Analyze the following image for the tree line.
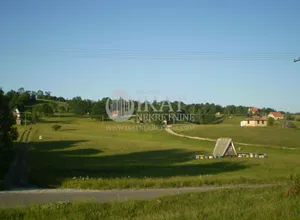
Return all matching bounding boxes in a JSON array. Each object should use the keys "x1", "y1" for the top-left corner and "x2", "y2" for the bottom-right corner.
[
  {"x1": 2, "y1": 87, "x2": 288, "y2": 125},
  {"x1": 66, "y1": 97, "x2": 280, "y2": 124},
  {"x1": 0, "y1": 89, "x2": 19, "y2": 181}
]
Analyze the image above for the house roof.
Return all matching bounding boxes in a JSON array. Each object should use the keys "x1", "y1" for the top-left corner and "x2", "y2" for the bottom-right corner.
[
  {"x1": 269, "y1": 112, "x2": 284, "y2": 117},
  {"x1": 244, "y1": 116, "x2": 267, "y2": 121},
  {"x1": 248, "y1": 107, "x2": 259, "y2": 112}
]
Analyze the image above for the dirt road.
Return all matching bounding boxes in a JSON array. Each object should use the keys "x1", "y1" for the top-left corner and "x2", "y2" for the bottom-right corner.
[
  {"x1": 0, "y1": 184, "x2": 276, "y2": 208},
  {"x1": 3, "y1": 128, "x2": 32, "y2": 189}
]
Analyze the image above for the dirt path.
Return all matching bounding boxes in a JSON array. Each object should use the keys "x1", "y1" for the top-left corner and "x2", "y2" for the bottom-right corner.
[
  {"x1": 165, "y1": 127, "x2": 296, "y2": 150},
  {"x1": 0, "y1": 184, "x2": 277, "y2": 208},
  {"x1": 3, "y1": 127, "x2": 32, "y2": 189}
]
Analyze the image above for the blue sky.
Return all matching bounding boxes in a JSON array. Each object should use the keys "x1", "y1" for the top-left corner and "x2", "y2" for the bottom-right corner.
[{"x1": 1, "y1": 0, "x2": 300, "y2": 112}]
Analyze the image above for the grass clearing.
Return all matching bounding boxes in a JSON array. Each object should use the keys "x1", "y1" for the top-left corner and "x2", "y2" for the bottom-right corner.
[
  {"x1": 0, "y1": 186, "x2": 299, "y2": 219},
  {"x1": 173, "y1": 117, "x2": 300, "y2": 149},
  {"x1": 24, "y1": 117, "x2": 300, "y2": 190}
]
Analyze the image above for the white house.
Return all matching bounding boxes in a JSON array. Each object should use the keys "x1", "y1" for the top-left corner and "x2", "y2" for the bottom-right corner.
[
  {"x1": 240, "y1": 116, "x2": 267, "y2": 127},
  {"x1": 268, "y1": 112, "x2": 284, "y2": 120},
  {"x1": 13, "y1": 108, "x2": 22, "y2": 125}
]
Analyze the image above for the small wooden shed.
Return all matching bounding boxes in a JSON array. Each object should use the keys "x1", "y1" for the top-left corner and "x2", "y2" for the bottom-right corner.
[{"x1": 213, "y1": 138, "x2": 237, "y2": 157}]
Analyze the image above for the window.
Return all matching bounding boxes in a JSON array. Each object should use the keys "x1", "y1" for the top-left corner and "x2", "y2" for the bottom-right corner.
[
  {"x1": 247, "y1": 120, "x2": 250, "y2": 124},
  {"x1": 257, "y1": 120, "x2": 260, "y2": 124},
  {"x1": 262, "y1": 120, "x2": 264, "y2": 124}
]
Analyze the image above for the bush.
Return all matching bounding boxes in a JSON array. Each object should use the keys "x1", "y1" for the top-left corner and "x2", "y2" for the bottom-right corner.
[
  {"x1": 58, "y1": 106, "x2": 66, "y2": 113},
  {"x1": 285, "y1": 114, "x2": 295, "y2": 121},
  {"x1": 285, "y1": 173, "x2": 300, "y2": 196},
  {"x1": 212, "y1": 117, "x2": 224, "y2": 124},
  {"x1": 267, "y1": 117, "x2": 274, "y2": 126},
  {"x1": 31, "y1": 107, "x2": 38, "y2": 124},
  {"x1": 35, "y1": 103, "x2": 54, "y2": 117},
  {"x1": 52, "y1": 124, "x2": 62, "y2": 131},
  {"x1": 283, "y1": 121, "x2": 297, "y2": 129},
  {"x1": 8, "y1": 127, "x2": 19, "y2": 141}
]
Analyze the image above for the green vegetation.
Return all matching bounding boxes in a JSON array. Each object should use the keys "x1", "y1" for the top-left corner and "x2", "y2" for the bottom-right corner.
[
  {"x1": 285, "y1": 173, "x2": 300, "y2": 196},
  {"x1": 0, "y1": 89, "x2": 15, "y2": 189},
  {"x1": 1, "y1": 186, "x2": 300, "y2": 219},
  {"x1": 268, "y1": 117, "x2": 275, "y2": 126},
  {"x1": 285, "y1": 113, "x2": 296, "y2": 121},
  {"x1": 8, "y1": 127, "x2": 19, "y2": 141},
  {"x1": 4, "y1": 87, "x2": 298, "y2": 127},
  {"x1": 173, "y1": 116, "x2": 300, "y2": 149},
  {"x1": 24, "y1": 116, "x2": 300, "y2": 190},
  {"x1": 51, "y1": 124, "x2": 62, "y2": 131},
  {"x1": 2, "y1": 87, "x2": 300, "y2": 217},
  {"x1": 0, "y1": 125, "x2": 26, "y2": 190},
  {"x1": 33, "y1": 103, "x2": 54, "y2": 117}
]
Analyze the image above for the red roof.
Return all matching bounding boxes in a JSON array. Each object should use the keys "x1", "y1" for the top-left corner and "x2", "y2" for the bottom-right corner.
[
  {"x1": 249, "y1": 107, "x2": 259, "y2": 112},
  {"x1": 269, "y1": 112, "x2": 284, "y2": 117},
  {"x1": 246, "y1": 116, "x2": 267, "y2": 121}
]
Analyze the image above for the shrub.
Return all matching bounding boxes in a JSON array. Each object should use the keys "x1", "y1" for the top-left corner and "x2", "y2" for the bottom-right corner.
[
  {"x1": 283, "y1": 121, "x2": 297, "y2": 129},
  {"x1": 285, "y1": 173, "x2": 300, "y2": 196},
  {"x1": 285, "y1": 114, "x2": 295, "y2": 121},
  {"x1": 31, "y1": 107, "x2": 38, "y2": 124},
  {"x1": 52, "y1": 124, "x2": 62, "y2": 131},
  {"x1": 57, "y1": 105, "x2": 66, "y2": 113},
  {"x1": 35, "y1": 103, "x2": 54, "y2": 117},
  {"x1": 212, "y1": 118, "x2": 224, "y2": 124},
  {"x1": 267, "y1": 117, "x2": 274, "y2": 126},
  {"x1": 9, "y1": 127, "x2": 19, "y2": 141}
]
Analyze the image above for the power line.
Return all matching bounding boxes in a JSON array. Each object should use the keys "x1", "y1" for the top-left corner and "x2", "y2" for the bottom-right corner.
[{"x1": 1, "y1": 47, "x2": 298, "y2": 60}]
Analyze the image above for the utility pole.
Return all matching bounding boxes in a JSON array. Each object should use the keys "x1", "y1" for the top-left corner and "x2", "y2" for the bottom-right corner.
[{"x1": 294, "y1": 57, "x2": 300, "y2": 63}]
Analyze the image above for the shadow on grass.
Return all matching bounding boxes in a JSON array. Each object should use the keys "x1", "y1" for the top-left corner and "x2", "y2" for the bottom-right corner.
[
  {"x1": 37, "y1": 118, "x2": 73, "y2": 124},
  {"x1": 30, "y1": 140, "x2": 89, "y2": 151},
  {"x1": 28, "y1": 140, "x2": 252, "y2": 188},
  {"x1": 60, "y1": 129, "x2": 77, "y2": 131}
]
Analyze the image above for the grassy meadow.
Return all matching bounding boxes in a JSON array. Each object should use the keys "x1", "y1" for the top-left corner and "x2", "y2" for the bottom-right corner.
[
  {"x1": 0, "y1": 186, "x2": 299, "y2": 219},
  {"x1": 173, "y1": 116, "x2": 300, "y2": 149},
  {"x1": 22, "y1": 116, "x2": 300, "y2": 190}
]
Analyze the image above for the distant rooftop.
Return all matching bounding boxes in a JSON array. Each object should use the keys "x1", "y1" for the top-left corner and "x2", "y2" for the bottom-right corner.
[
  {"x1": 244, "y1": 116, "x2": 267, "y2": 121},
  {"x1": 269, "y1": 112, "x2": 284, "y2": 117}
]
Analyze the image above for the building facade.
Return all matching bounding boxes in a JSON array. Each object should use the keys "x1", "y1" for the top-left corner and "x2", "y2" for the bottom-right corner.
[
  {"x1": 268, "y1": 112, "x2": 284, "y2": 120},
  {"x1": 240, "y1": 117, "x2": 267, "y2": 127}
]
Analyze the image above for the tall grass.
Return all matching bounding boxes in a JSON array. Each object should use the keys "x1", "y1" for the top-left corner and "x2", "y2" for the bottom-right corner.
[{"x1": 0, "y1": 187, "x2": 299, "y2": 219}]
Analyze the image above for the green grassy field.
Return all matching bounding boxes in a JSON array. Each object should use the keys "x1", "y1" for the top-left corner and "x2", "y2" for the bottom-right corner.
[
  {"x1": 0, "y1": 186, "x2": 299, "y2": 220},
  {"x1": 173, "y1": 116, "x2": 300, "y2": 149},
  {"x1": 24, "y1": 116, "x2": 300, "y2": 190}
]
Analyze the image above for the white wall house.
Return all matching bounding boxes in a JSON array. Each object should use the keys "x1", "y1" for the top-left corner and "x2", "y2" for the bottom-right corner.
[
  {"x1": 240, "y1": 117, "x2": 267, "y2": 127},
  {"x1": 268, "y1": 112, "x2": 284, "y2": 120},
  {"x1": 13, "y1": 108, "x2": 22, "y2": 125}
]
